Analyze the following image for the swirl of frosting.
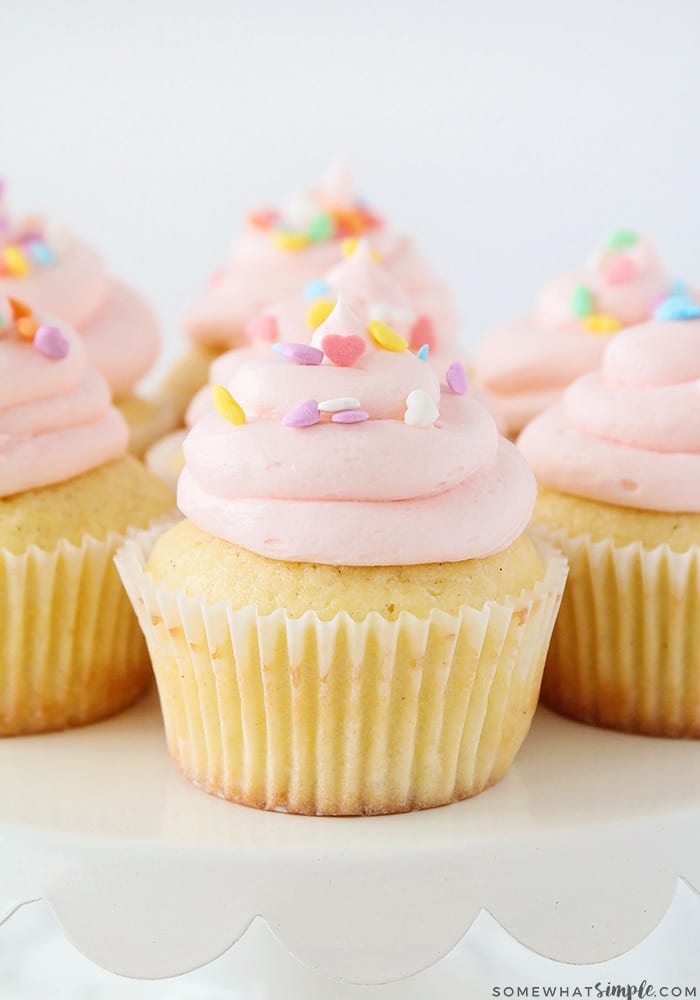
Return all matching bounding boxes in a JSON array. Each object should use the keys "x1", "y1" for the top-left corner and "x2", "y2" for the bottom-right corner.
[
  {"x1": 518, "y1": 316, "x2": 700, "y2": 512},
  {"x1": 178, "y1": 297, "x2": 534, "y2": 565},
  {"x1": 0, "y1": 299, "x2": 127, "y2": 497},
  {"x1": 475, "y1": 231, "x2": 673, "y2": 435},
  {"x1": 0, "y1": 183, "x2": 159, "y2": 398}
]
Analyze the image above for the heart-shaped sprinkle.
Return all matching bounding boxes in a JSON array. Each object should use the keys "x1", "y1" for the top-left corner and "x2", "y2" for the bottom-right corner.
[
  {"x1": 409, "y1": 315, "x2": 436, "y2": 352},
  {"x1": 273, "y1": 231, "x2": 310, "y2": 252},
  {"x1": 245, "y1": 313, "x2": 279, "y2": 343},
  {"x1": 607, "y1": 228, "x2": 638, "y2": 250},
  {"x1": 582, "y1": 313, "x2": 621, "y2": 335},
  {"x1": 416, "y1": 344, "x2": 429, "y2": 361},
  {"x1": 404, "y1": 389, "x2": 439, "y2": 428},
  {"x1": 302, "y1": 278, "x2": 331, "y2": 300},
  {"x1": 283, "y1": 399, "x2": 320, "y2": 428},
  {"x1": 27, "y1": 239, "x2": 55, "y2": 266},
  {"x1": 306, "y1": 298, "x2": 335, "y2": 330},
  {"x1": 307, "y1": 213, "x2": 335, "y2": 242},
  {"x1": 247, "y1": 208, "x2": 279, "y2": 230},
  {"x1": 604, "y1": 256, "x2": 637, "y2": 286},
  {"x1": 571, "y1": 284, "x2": 593, "y2": 318},
  {"x1": 212, "y1": 384, "x2": 246, "y2": 425},
  {"x1": 321, "y1": 333, "x2": 366, "y2": 367},
  {"x1": 368, "y1": 320, "x2": 407, "y2": 352},
  {"x1": 17, "y1": 317, "x2": 39, "y2": 339},
  {"x1": 654, "y1": 294, "x2": 700, "y2": 321},
  {"x1": 446, "y1": 361, "x2": 468, "y2": 395},
  {"x1": 34, "y1": 324, "x2": 69, "y2": 359},
  {"x1": 318, "y1": 396, "x2": 361, "y2": 413},
  {"x1": 2, "y1": 245, "x2": 29, "y2": 276},
  {"x1": 332, "y1": 409, "x2": 369, "y2": 424},
  {"x1": 8, "y1": 296, "x2": 31, "y2": 320},
  {"x1": 273, "y1": 342, "x2": 324, "y2": 365}
]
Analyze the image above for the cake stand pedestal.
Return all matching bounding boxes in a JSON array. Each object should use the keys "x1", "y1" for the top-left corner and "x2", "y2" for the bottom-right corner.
[{"x1": 1, "y1": 692, "x2": 699, "y2": 989}]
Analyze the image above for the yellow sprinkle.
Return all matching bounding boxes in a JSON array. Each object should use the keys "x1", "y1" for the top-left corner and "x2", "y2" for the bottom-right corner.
[
  {"x1": 3, "y1": 245, "x2": 29, "y2": 276},
  {"x1": 342, "y1": 238, "x2": 381, "y2": 261},
  {"x1": 582, "y1": 313, "x2": 622, "y2": 335},
  {"x1": 305, "y1": 298, "x2": 335, "y2": 329},
  {"x1": 212, "y1": 384, "x2": 246, "y2": 425},
  {"x1": 272, "y1": 231, "x2": 310, "y2": 251},
  {"x1": 368, "y1": 320, "x2": 408, "y2": 352}
]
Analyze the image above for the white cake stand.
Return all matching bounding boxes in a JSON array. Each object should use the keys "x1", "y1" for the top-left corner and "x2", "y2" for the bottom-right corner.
[{"x1": 1, "y1": 691, "x2": 699, "y2": 991}]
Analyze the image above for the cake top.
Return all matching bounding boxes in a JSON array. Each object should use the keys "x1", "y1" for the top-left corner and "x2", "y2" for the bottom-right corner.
[
  {"x1": 0, "y1": 296, "x2": 127, "y2": 497},
  {"x1": 178, "y1": 296, "x2": 535, "y2": 566}
]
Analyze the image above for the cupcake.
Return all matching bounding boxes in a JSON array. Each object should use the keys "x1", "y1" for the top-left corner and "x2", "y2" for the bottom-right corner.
[
  {"x1": 475, "y1": 229, "x2": 674, "y2": 438},
  {"x1": 157, "y1": 162, "x2": 459, "y2": 422},
  {"x1": 118, "y1": 297, "x2": 567, "y2": 815},
  {"x1": 0, "y1": 296, "x2": 173, "y2": 735},
  {"x1": 0, "y1": 181, "x2": 168, "y2": 455},
  {"x1": 519, "y1": 293, "x2": 700, "y2": 737}
]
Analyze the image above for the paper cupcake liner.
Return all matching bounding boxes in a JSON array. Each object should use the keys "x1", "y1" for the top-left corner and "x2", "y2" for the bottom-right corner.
[
  {"x1": 0, "y1": 531, "x2": 153, "y2": 736},
  {"x1": 116, "y1": 524, "x2": 568, "y2": 815},
  {"x1": 532, "y1": 526, "x2": 700, "y2": 738}
]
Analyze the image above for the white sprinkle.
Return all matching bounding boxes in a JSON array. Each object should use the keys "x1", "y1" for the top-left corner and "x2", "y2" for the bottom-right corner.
[
  {"x1": 404, "y1": 389, "x2": 439, "y2": 428},
  {"x1": 369, "y1": 302, "x2": 415, "y2": 326},
  {"x1": 318, "y1": 396, "x2": 361, "y2": 413}
]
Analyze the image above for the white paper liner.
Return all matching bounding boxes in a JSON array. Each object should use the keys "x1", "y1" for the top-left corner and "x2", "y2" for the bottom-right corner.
[{"x1": 116, "y1": 523, "x2": 568, "y2": 815}]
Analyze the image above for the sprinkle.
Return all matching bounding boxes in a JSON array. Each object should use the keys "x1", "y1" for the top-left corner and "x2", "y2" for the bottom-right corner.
[
  {"x1": 604, "y1": 256, "x2": 637, "y2": 286},
  {"x1": 446, "y1": 361, "x2": 468, "y2": 395},
  {"x1": 302, "y1": 278, "x2": 331, "y2": 300},
  {"x1": 273, "y1": 231, "x2": 310, "y2": 251},
  {"x1": 8, "y1": 296, "x2": 31, "y2": 320},
  {"x1": 273, "y1": 342, "x2": 324, "y2": 365},
  {"x1": 0, "y1": 298, "x2": 11, "y2": 330},
  {"x1": 17, "y1": 317, "x2": 39, "y2": 339},
  {"x1": 212, "y1": 385, "x2": 246, "y2": 425},
  {"x1": 368, "y1": 320, "x2": 407, "y2": 352},
  {"x1": 318, "y1": 396, "x2": 361, "y2": 413},
  {"x1": 417, "y1": 344, "x2": 429, "y2": 361},
  {"x1": 369, "y1": 303, "x2": 414, "y2": 326},
  {"x1": 582, "y1": 313, "x2": 621, "y2": 335},
  {"x1": 2, "y1": 245, "x2": 29, "y2": 276},
  {"x1": 670, "y1": 278, "x2": 687, "y2": 295},
  {"x1": 34, "y1": 324, "x2": 69, "y2": 359},
  {"x1": 332, "y1": 409, "x2": 369, "y2": 424},
  {"x1": 653, "y1": 294, "x2": 700, "y2": 321},
  {"x1": 571, "y1": 285, "x2": 593, "y2": 318},
  {"x1": 245, "y1": 313, "x2": 278, "y2": 343},
  {"x1": 306, "y1": 298, "x2": 335, "y2": 329},
  {"x1": 342, "y1": 237, "x2": 381, "y2": 261},
  {"x1": 404, "y1": 389, "x2": 439, "y2": 428},
  {"x1": 283, "y1": 399, "x2": 320, "y2": 428},
  {"x1": 607, "y1": 228, "x2": 638, "y2": 250},
  {"x1": 409, "y1": 315, "x2": 436, "y2": 352},
  {"x1": 321, "y1": 333, "x2": 366, "y2": 367},
  {"x1": 26, "y1": 239, "x2": 55, "y2": 266},
  {"x1": 247, "y1": 208, "x2": 279, "y2": 229},
  {"x1": 307, "y1": 212, "x2": 335, "y2": 242}
]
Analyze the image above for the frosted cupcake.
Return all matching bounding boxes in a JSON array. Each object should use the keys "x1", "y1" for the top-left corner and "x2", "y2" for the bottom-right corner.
[
  {"x1": 0, "y1": 297, "x2": 173, "y2": 735},
  {"x1": 0, "y1": 182, "x2": 167, "y2": 455},
  {"x1": 118, "y1": 298, "x2": 567, "y2": 815},
  {"x1": 519, "y1": 293, "x2": 700, "y2": 737},
  {"x1": 475, "y1": 230, "x2": 674, "y2": 437}
]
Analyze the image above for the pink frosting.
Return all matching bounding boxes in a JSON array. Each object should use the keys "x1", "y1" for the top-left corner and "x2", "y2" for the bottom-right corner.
[
  {"x1": 178, "y1": 298, "x2": 534, "y2": 565},
  {"x1": 0, "y1": 196, "x2": 159, "y2": 397},
  {"x1": 518, "y1": 319, "x2": 700, "y2": 512},
  {"x1": 0, "y1": 302, "x2": 127, "y2": 497},
  {"x1": 475, "y1": 233, "x2": 673, "y2": 436}
]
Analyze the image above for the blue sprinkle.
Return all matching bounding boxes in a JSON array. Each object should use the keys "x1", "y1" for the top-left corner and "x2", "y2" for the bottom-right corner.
[
  {"x1": 654, "y1": 294, "x2": 700, "y2": 321},
  {"x1": 670, "y1": 278, "x2": 687, "y2": 296},
  {"x1": 272, "y1": 343, "x2": 283, "y2": 355},
  {"x1": 302, "y1": 279, "x2": 330, "y2": 300},
  {"x1": 27, "y1": 240, "x2": 55, "y2": 266},
  {"x1": 417, "y1": 344, "x2": 430, "y2": 361}
]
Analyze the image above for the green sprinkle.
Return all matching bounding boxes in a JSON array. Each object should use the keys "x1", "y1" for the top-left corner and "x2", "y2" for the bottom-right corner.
[
  {"x1": 307, "y1": 212, "x2": 334, "y2": 242},
  {"x1": 607, "y1": 228, "x2": 638, "y2": 250},
  {"x1": 571, "y1": 284, "x2": 593, "y2": 318}
]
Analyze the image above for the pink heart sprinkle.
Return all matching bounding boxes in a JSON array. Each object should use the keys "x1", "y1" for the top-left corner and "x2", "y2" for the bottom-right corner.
[
  {"x1": 34, "y1": 324, "x2": 69, "y2": 360},
  {"x1": 321, "y1": 333, "x2": 366, "y2": 367},
  {"x1": 446, "y1": 361, "x2": 467, "y2": 395},
  {"x1": 274, "y1": 342, "x2": 324, "y2": 365},
  {"x1": 245, "y1": 313, "x2": 279, "y2": 343},
  {"x1": 331, "y1": 409, "x2": 369, "y2": 424},
  {"x1": 283, "y1": 399, "x2": 320, "y2": 428},
  {"x1": 604, "y1": 256, "x2": 637, "y2": 286},
  {"x1": 409, "y1": 315, "x2": 436, "y2": 352}
]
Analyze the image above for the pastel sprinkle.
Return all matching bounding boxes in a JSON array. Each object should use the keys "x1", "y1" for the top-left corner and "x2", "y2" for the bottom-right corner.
[
  {"x1": 283, "y1": 399, "x2": 320, "y2": 428},
  {"x1": 604, "y1": 256, "x2": 637, "y2": 286},
  {"x1": 321, "y1": 333, "x2": 366, "y2": 367},
  {"x1": 27, "y1": 239, "x2": 55, "y2": 266},
  {"x1": 247, "y1": 208, "x2": 279, "y2": 229},
  {"x1": 404, "y1": 389, "x2": 439, "y2": 428},
  {"x1": 571, "y1": 285, "x2": 593, "y2": 318},
  {"x1": 273, "y1": 231, "x2": 310, "y2": 251},
  {"x1": 306, "y1": 298, "x2": 335, "y2": 329},
  {"x1": 318, "y1": 396, "x2": 361, "y2": 413},
  {"x1": 653, "y1": 294, "x2": 700, "y2": 321},
  {"x1": 273, "y1": 342, "x2": 324, "y2": 365},
  {"x1": 607, "y1": 228, "x2": 638, "y2": 250},
  {"x1": 307, "y1": 212, "x2": 335, "y2": 242},
  {"x1": 17, "y1": 317, "x2": 39, "y2": 340},
  {"x1": 446, "y1": 361, "x2": 468, "y2": 395},
  {"x1": 332, "y1": 409, "x2": 369, "y2": 424},
  {"x1": 212, "y1": 384, "x2": 246, "y2": 425},
  {"x1": 34, "y1": 324, "x2": 69, "y2": 359},
  {"x1": 302, "y1": 278, "x2": 331, "y2": 300},
  {"x1": 2, "y1": 245, "x2": 29, "y2": 276},
  {"x1": 670, "y1": 279, "x2": 687, "y2": 295},
  {"x1": 409, "y1": 315, "x2": 436, "y2": 352},
  {"x1": 245, "y1": 313, "x2": 278, "y2": 343},
  {"x1": 342, "y1": 237, "x2": 381, "y2": 261},
  {"x1": 368, "y1": 320, "x2": 407, "y2": 352},
  {"x1": 582, "y1": 313, "x2": 621, "y2": 335},
  {"x1": 417, "y1": 344, "x2": 429, "y2": 361},
  {"x1": 8, "y1": 296, "x2": 32, "y2": 320}
]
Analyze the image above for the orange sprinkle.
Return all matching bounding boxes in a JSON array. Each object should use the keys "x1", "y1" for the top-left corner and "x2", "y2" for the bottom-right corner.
[
  {"x1": 17, "y1": 317, "x2": 39, "y2": 339},
  {"x1": 8, "y1": 296, "x2": 32, "y2": 320}
]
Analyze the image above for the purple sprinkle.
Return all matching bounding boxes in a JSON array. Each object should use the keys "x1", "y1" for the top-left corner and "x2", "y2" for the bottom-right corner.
[
  {"x1": 446, "y1": 361, "x2": 468, "y2": 395},
  {"x1": 34, "y1": 325, "x2": 70, "y2": 360},
  {"x1": 331, "y1": 409, "x2": 370, "y2": 424},
  {"x1": 283, "y1": 399, "x2": 320, "y2": 428},
  {"x1": 273, "y1": 342, "x2": 324, "y2": 365}
]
